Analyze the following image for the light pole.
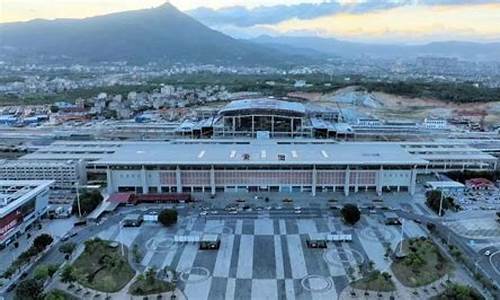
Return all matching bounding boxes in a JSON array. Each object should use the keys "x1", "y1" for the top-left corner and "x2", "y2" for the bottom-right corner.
[
  {"x1": 119, "y1": 221, "x2": 125, "y2": 257},
  {"x1": 399, "y1": 218, "x2": 405, "y2": 254},
  {"x1": 438, "y1": 189, "x2": 446, "y2": 217},
  {"x1": 75, "y1": 182, "x2": 82, "y2": 218}
]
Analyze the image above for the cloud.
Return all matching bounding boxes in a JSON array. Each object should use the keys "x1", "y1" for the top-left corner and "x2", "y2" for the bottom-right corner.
[
  {"x1": 266, "y1": 3, "x2": 500, "y2": 43},
  {"x1": 188, "y1": 0, "x2": 500, "y2": 27}
]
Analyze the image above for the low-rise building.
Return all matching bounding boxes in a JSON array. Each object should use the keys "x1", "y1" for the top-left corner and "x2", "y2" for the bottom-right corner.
[
  {"x1": 0, "y1": 180, "x2": 53, "y2": 247},
  {"x1": 465, "y1": 178, "x2": 497, "y2": 190},
  {"x1": 0, "y1": 159, "x2": 86, "y2": 190}
]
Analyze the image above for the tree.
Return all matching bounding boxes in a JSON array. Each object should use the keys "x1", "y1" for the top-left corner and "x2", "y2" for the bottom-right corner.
[
  {"x1": 15, "y1": 279, "x2": 44, "y2": 300},
  {"x1": 73, "y1": 190, "x2": 103, "y2": 216},
  {"x1": 158, "y1": 209, "x2": 178, "y2": 227},
  {"x1": 341, "y1": 204, "x2": 361, "y2": 225},
  {"x1": 59, "y1": 265, "x2": 77, "y2": 285},
  {"x1": 49, "y1": 105, "x2": 59, "y2": 113},
  {"x1": 34, "y1": 265, "x2": 50, "y2": 281},
  {"x1": 44, "y1": 290, "x2": 68, "y2": 300},
  {"x1": 48, "y1": 265, "x2": 59, "y2": 278},
  {"x1": 145, "y1": 267, "x2": 157, "y2": 285},
  {"x1": 33, "y1": 234, "x2": 53, "y2": 251},
  {"x1": 59, "y1": 242, "x2": 76, "y2": 255},
  {"x1": 425, "y1": 190, "x2": 453, "y2": 216}
]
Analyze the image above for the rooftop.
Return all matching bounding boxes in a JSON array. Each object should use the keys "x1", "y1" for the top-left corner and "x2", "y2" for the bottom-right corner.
[
  {"x1": 0, "y1": 180, "x2": 53, "y2": 216},
  {"x1": 219, "y1": 98, "x2": 306, "y2": 116},
  {"x1": 94, "y1": 141, "x2": 427, "y2": 166},
  {"x1": 426, "y1": 181, "x2": 465, "y2": 189}
]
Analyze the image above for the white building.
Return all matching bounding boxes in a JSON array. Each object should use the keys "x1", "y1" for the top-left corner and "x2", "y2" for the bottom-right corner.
[
  {"x1": 0, "y1": 160, "x2": 86, "y2": 189},
  {"x1": 95, "y1": 140, "x2": 427, "y2": 197},
  {"x1": 0, "y1": 180, "x2": 53, "y2": 247},
  {"x1": 423, "y1": 118, "x2": 448, "y2": 130}
]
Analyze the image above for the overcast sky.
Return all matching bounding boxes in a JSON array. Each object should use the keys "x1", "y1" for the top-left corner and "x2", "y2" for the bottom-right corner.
[{"x1": 2, "y1": 0, "x2": 500, "y2": 43}]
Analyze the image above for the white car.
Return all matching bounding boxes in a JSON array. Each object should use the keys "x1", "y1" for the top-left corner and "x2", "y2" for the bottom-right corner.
[{"x1": 484, "y1": 250, "x2": 491, "y2": 256}]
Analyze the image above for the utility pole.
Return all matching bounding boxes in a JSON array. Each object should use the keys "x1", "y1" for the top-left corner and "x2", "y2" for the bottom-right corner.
[
  {"x1": 399, "y1": 218, "x2": 405, "y2": 254},
  {"x1": 438, "y1": 189, "x2": 445, "y2": 217},
  {"x1": 119, "y1": 221, "x2": 125, "y2": 257},
  {"x1": 75, "y1": 182, "x2": 82, "y2": 218}
]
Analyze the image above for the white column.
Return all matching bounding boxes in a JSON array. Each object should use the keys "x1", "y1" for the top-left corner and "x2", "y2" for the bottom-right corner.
[
  {"x1": 251, "y1": 116, "x2": 255, "y2": 136},
  {"x1": 141, "y1": 166, "x2": 148, "y2": 194},
  {"x1": 376, "y1": 166, "x2": 383, "y2": 196},
  {"x1": 106, "y1": 166, "x2": 113, "y2": 194},
  {"x1": 210, "y1": 166, "x2": 216, "y2": 195},
  {"x1": 344, "y1": 167, "x2": 350, "y2": 196},
  {"x1": 410, "y1": 166, "x2": 417, "y2": 195},
  {"x1": 176, "y1": 166, "x2": 182, "y2": 193},
  {"x1": 312, "y1": 166, "x2": 317, "y2": 197},
  {"x1": 354, "y1": 172, "x2": 359, "y2": 193}
]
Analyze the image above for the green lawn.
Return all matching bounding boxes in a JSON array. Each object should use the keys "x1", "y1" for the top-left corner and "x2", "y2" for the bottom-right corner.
[
  {"x1": 44, "y1": 289, "x2": 79, "y2": 300},
  {"x1": 129, "y1": 274, "x2": 175, "y2": 296},
  {"x1": 72, "y1": 239, "x2": 135, "y2": 293},
  {"x1": 430, "y1": 283, "x2": 484, "y2": 300},
  {"x1": 351, "y1": 271, "x2": 396, "y2": 292},
  {"x1": 391, "y1": 238, "x2": 451, "y2": 287}
]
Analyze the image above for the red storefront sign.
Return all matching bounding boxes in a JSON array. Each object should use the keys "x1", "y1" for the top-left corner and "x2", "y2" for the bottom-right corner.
[{"x1": 0, "y1": 210, "x2": 22, "y2": 240}]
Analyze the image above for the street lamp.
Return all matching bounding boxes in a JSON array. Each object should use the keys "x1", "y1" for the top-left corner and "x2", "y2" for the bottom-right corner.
[
  {"x1": 399, "y1": 218, "x2": 405, "y2": 254},
  {"x1": 75, "y1": 182, "x2": 82, "y2": 218},
  {"x1": 438, "y1": 189, "x2": 447, "y2": 217}
]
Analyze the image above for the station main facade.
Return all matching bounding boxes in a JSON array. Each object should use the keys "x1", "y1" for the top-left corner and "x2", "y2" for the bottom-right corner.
[{"x1": 96, "y1": 140, "x2": 426, "y2": 197}]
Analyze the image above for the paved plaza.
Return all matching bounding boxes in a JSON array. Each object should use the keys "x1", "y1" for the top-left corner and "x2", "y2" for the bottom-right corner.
[{"x1": 96, "y1": 208, "x2": 427, "y2": 300}]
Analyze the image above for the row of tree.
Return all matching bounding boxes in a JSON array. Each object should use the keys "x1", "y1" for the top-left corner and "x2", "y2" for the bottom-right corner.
[{"x1": 3, "y1": 234, "x2": 54, "y2": 279}]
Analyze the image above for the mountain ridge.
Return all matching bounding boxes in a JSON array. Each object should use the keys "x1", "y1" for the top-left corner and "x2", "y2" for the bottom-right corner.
[
  {"x1": 251, "y1": 35, "x2": 500, "y2": 61},
  {"x1": 0, "y1": 3, "x2": 303, "y2": 65}
]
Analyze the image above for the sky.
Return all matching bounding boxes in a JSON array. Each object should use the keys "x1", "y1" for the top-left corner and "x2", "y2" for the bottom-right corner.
[{"x1": 1, "y1": 0, "x2": 500, "y2": 43}]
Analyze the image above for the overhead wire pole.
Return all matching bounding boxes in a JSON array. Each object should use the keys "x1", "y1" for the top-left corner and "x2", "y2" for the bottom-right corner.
[
  {"x1": 438, "y1": 189, "x2": 446, "y2": 217},
  {"x1": 119, "y1": 221, "x2": 125, "y2": 257},
  {"x1": 399, "y1": 218, "x2": 405, "y2": 254},
  {"x1": 75, "y1": 182, "x2": 82, "y2": 218}
]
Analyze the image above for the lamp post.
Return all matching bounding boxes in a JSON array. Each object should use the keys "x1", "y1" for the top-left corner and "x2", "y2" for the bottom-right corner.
[
  {"x1": 119, "y1": 221, "x2": 125, "y2": 257},
  {"x1": 75, "y1": 182, "x2": 82, "y2": 218},
  {"x1": 438, "y1": 189, "x2": 447, "y2": 217},
  {"x1": 399, "y1": 218, "x2": 405, "y2": 254}
]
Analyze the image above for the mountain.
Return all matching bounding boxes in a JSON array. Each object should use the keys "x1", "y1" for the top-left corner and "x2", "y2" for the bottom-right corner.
[
  {"x1": 252, "y1": 35, "x2": 500, "y2": 61},
  {"x1": 0, "y1": 4, "x2": 303, "y2": 65}
]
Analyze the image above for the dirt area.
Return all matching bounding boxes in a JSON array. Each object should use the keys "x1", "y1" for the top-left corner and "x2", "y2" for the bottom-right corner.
[{"x1": 289, "y1": 87, "x2": 500, "y2": 126}]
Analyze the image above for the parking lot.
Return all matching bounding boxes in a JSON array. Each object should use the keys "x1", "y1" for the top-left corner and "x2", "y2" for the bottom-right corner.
[{"x1": 454, "y1": 188, "x2": 500, "y2": 211}]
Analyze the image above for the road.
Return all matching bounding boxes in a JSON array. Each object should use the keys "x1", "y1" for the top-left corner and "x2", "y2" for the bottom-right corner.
[
  {"x1": 396, "y1": 209, "x2": 500, "y2": 292},
  {"x1": 2, "y1": 203, "x2": 498, "y2": 298},
  {"x1": 1, "y1": 213, "x2": 127, "y2": 299}
]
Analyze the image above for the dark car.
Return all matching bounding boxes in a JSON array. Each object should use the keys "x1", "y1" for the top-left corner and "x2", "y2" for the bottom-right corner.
[{"x1": 6, "y1": 283, "x2": 17, "y2": 292}]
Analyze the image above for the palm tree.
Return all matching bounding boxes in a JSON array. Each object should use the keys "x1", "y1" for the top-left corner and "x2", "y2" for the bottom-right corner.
[{"x1": 60, "y1": 265, "x2": 77, "y2": 285}]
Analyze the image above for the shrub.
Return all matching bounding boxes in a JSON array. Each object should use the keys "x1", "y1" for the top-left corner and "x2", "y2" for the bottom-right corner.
[
  {"x1": 59, "y1": 242, "x2": 76, "y2": 255},
  {"x1": 340, "y1": 204, "x2": 361, "y2": 225},
  {"x1": 33, "y1": 234, "x2": 53, "y2": 251},
  {"x1": 158, "y1": 209, "x2": 178, "y2": 227},
  {"x1": 15, "y1": 278, "x2": 44, "y2": 300},
  {"x1": 73, "y1": 190, "x2": 103, "y2": 216}
]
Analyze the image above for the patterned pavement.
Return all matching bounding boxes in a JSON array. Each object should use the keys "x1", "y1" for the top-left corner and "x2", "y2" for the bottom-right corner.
[{"x1": 97, "y1": 212, "x2": 427, "y2": 300}]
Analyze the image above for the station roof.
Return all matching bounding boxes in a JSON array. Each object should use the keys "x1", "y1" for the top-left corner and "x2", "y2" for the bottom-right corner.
[
  {"x1": 0, "y1": 180, "x2": 54, "y2": 217},
  {"x1": 426, "y1": 181, "x2": 465, "y2": 189},
  {"x1": 219, "y1": 98, "x2": 306, "y2": 116},
  {"x1": 94, "y1": 141, "x2": 426, "y2": 166}
]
